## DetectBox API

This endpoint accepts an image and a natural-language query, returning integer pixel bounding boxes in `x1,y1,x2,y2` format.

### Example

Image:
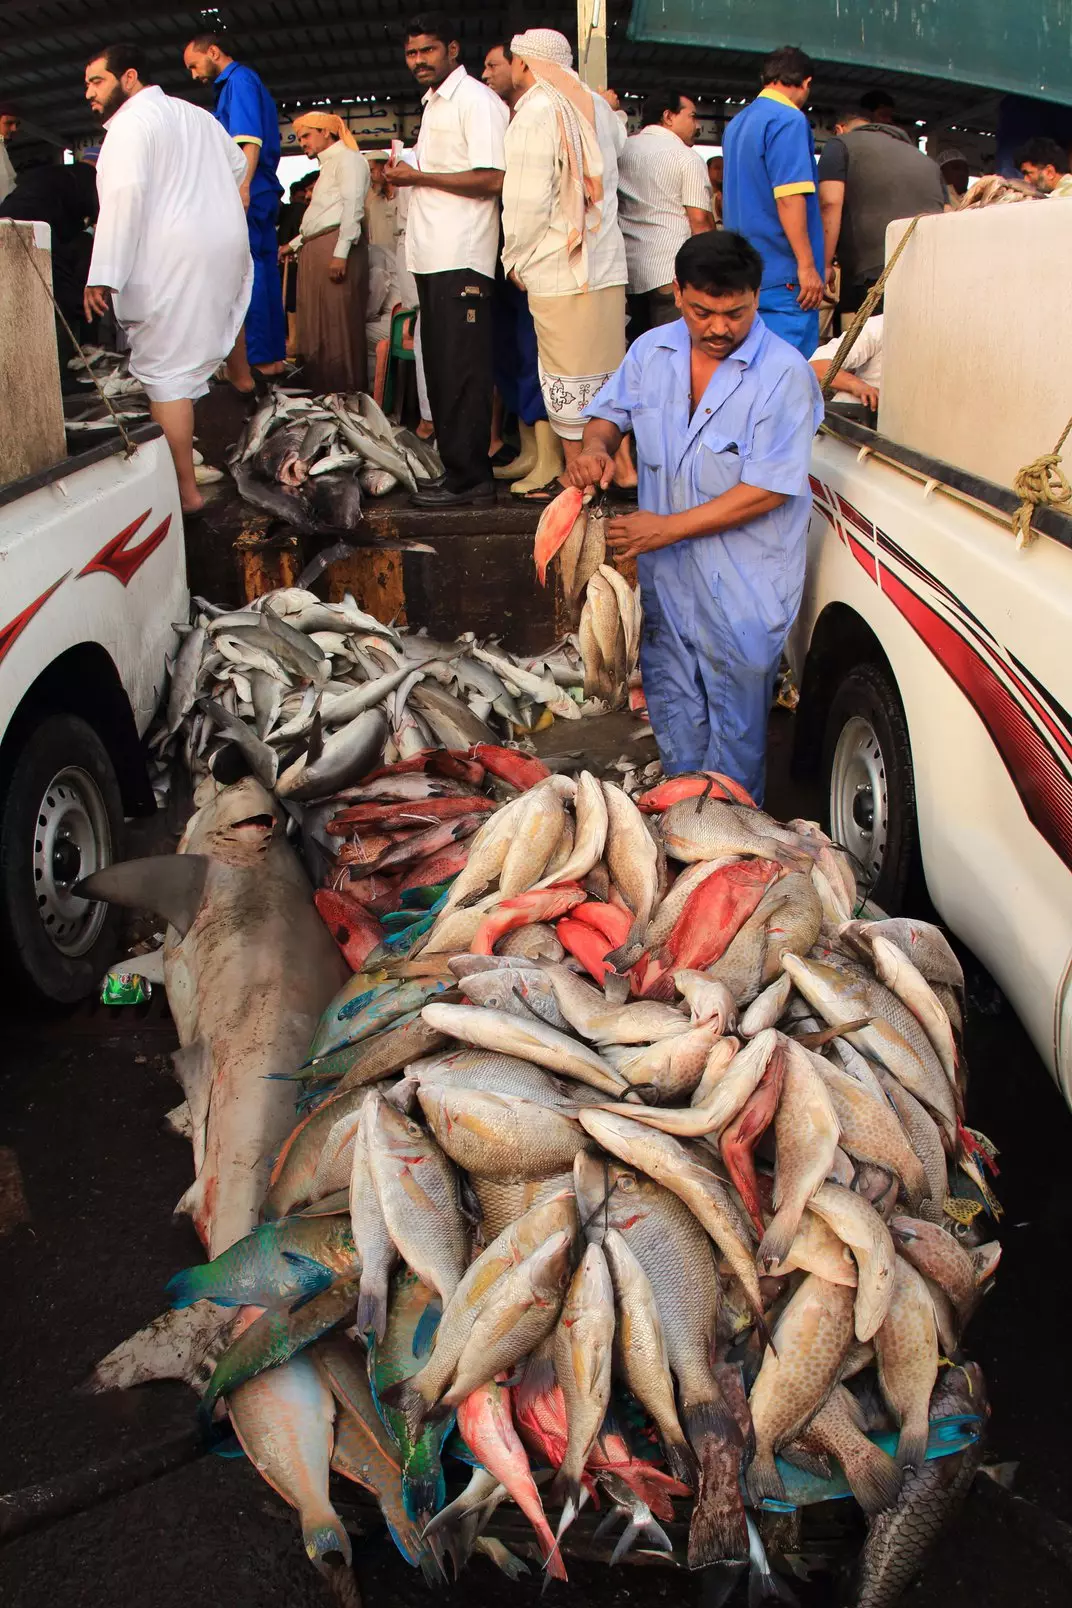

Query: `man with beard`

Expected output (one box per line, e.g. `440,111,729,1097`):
565,230,822,805
83,43,252,512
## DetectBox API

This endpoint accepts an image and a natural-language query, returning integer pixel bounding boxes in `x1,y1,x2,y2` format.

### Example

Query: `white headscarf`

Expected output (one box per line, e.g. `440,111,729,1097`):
510,28,604,289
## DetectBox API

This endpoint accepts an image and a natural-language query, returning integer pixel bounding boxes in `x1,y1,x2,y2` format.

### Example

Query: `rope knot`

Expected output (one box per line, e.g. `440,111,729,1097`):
1011,431,1072,549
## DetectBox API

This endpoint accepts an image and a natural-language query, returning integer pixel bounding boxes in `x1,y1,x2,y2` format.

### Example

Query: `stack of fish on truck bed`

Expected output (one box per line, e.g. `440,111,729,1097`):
82,739,1000,1608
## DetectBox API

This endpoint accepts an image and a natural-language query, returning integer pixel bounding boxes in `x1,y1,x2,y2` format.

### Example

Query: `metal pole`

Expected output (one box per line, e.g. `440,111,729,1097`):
577,0,608,91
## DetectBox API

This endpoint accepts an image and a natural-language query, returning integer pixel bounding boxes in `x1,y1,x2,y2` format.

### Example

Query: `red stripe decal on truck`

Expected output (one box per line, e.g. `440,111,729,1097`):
881,565,1072,872
77,511,172,588
0,574,71,667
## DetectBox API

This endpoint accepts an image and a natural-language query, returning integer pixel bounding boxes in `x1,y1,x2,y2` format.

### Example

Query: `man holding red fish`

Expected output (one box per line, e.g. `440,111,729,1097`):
565,230,823,804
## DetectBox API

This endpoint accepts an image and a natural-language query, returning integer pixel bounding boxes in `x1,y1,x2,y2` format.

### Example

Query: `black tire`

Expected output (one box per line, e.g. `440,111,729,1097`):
820,661,917,913
0,715,125,1005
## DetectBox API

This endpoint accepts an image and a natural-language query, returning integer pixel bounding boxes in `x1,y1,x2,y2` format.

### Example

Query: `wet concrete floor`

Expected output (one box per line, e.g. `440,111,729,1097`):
1,714,1070,1607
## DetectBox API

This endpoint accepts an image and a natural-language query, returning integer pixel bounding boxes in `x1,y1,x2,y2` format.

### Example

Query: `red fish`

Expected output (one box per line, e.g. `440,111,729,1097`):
533,485,583,585
555,916,614,983
393,841,474,896
636,772,757,813
314,889,384,972
666,859,781,970
718,1041,787,1235
514,1377,689,1521
470,883,586,955
326,796,494,833
570,901,633,946
359,814,486,875
468,745,551,791
341,871,399,907
457,1384,567,1580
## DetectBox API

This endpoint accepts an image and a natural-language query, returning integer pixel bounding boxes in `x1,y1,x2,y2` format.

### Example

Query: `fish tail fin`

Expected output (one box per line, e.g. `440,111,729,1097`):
663,1435,701,1489
744,1446,786,1507
378,1375,431,1440
402,1469,445,1525
756,1209,799,1272
683,1398,749,1566
746,1516,799,1608
846,1442,904,1515
302,1509,353,1570
895,1417,930,1471
355,1273,389,1344
550,1480,581,1555
83,1304,236,1396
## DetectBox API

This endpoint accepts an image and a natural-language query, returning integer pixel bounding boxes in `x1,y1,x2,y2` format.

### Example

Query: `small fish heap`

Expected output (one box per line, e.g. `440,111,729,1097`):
228,387,446,531
64,347,152,433
156,585,601,816
534,487,644,712
154,763,1000,1605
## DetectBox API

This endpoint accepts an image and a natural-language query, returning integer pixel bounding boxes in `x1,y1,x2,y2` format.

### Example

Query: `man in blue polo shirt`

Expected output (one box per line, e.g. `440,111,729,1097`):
722,45,825,357
184,31,286,384
566,231,823,805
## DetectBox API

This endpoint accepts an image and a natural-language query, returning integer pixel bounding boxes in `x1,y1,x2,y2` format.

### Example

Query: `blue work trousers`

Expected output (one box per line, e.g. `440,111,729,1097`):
757,284,819,359
492,279,546,425
638,537,795,805
245,196,287,368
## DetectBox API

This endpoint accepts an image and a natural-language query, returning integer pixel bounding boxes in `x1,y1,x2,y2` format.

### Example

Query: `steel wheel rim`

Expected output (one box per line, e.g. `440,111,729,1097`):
830,715,888,884
32,766,112,956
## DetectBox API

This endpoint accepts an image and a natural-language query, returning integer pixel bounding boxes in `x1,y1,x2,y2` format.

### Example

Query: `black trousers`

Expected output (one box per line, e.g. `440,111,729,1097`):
415,268,495,492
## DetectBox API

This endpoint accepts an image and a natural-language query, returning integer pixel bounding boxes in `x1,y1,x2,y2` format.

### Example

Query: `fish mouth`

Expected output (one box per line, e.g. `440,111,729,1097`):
232,813,276,833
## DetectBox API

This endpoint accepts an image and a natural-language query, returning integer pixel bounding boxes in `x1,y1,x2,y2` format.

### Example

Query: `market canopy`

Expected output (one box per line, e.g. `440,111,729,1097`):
629,0,1072,107
0,0,1039,146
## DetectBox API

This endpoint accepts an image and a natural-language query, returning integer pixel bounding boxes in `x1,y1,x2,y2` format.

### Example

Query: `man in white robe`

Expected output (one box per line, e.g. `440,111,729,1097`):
84,45,253,512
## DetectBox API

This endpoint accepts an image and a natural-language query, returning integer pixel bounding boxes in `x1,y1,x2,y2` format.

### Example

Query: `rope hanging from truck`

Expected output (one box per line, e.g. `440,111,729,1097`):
9,220,137,457
818,213,921,400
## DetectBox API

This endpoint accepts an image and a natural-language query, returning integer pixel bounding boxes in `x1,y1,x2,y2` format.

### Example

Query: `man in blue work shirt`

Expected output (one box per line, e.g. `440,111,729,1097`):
184,31,286,386
567,231,823,805
722,46,825,357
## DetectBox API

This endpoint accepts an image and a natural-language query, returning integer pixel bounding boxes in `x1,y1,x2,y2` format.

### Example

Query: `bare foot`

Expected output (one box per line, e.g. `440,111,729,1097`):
489,438,504,457
416,421,435,441
254,362,287,377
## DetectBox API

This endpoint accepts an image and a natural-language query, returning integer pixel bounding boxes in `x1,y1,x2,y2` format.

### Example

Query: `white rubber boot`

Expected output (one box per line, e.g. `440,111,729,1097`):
510,421,566,496
493,420,539,481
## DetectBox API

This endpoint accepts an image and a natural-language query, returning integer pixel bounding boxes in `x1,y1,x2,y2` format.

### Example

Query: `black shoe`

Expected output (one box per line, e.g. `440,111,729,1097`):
411,480,495,508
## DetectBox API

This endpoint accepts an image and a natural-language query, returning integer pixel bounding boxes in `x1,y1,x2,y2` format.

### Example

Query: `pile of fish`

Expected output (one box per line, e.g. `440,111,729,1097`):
158,585,605,814
64,347,152,433
535,487,643,711
80,759,1001,1607
228,386,445,531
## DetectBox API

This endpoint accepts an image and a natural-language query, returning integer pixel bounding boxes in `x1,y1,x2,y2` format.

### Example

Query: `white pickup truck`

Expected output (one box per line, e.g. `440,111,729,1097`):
789,203,1072,1106
0,424,187,1002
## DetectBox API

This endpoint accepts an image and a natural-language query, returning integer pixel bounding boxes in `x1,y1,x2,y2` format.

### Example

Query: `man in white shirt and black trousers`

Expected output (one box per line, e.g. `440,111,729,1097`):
385,12,508,506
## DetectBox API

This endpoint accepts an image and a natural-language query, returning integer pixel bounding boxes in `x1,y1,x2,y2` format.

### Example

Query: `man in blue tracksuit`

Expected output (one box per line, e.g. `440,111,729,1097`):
567,230,822,805
184,32,286,383
721,45,825,357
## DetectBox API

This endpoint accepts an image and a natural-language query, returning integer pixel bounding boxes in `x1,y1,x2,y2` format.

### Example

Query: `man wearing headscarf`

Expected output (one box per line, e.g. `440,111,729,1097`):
280,113,371,393
501,29,627,488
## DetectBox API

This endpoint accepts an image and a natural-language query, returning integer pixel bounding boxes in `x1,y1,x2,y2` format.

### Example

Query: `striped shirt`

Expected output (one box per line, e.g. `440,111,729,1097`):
617,125,712,294
501,86,626,298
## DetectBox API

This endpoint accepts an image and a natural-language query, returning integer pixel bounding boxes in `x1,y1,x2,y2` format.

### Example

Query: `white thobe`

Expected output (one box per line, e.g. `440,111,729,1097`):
0,139,16,204
89,86,253,402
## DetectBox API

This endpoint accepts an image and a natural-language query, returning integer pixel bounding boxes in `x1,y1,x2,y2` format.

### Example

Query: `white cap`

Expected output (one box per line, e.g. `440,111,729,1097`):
510,28,573,68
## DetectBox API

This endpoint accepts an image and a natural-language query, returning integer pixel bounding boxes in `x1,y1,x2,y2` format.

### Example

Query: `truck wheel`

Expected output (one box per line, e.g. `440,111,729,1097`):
0,715,124,1005
821,662,917,912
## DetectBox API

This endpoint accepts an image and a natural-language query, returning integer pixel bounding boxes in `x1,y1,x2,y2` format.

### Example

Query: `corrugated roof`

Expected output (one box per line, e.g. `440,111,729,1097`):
1,0,1004,143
